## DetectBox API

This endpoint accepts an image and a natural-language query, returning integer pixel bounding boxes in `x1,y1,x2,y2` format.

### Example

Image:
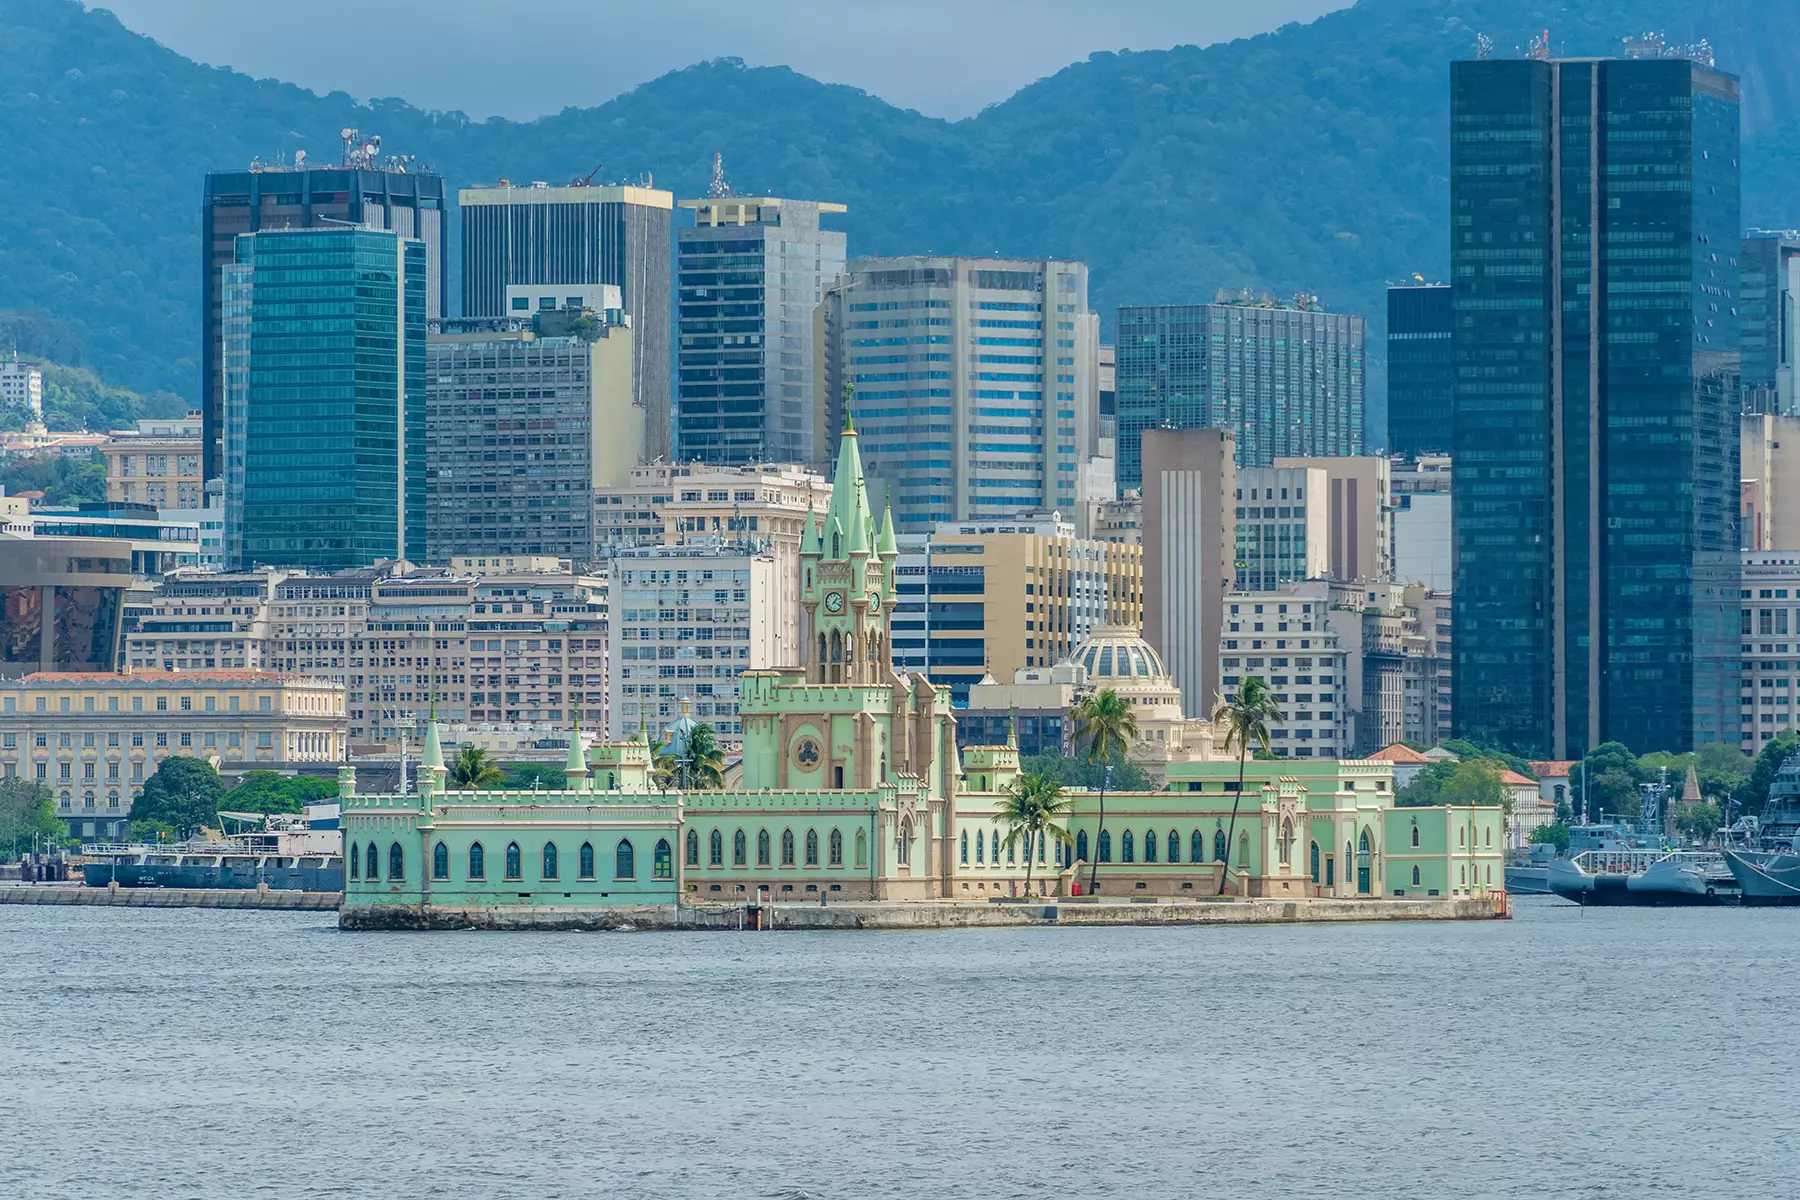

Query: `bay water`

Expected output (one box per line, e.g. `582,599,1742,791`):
2,897,1794,1198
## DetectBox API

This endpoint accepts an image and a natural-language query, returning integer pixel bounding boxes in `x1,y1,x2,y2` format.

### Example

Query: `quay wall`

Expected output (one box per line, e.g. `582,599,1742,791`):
0,884,340,911
341,893,1510,931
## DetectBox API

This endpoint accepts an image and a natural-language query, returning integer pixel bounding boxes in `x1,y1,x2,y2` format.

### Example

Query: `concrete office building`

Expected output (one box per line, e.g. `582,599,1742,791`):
1234,465,1328,592
201,148,446,483
1741,551,1800,751
1141,428,1236,718
102,413,202,510
1391,455,1453,590
1219,582,1349,758
1386,283,1453,457
1742,414,1800,552
918,513,1142,705
0,537,133,678
606,543,786,748
459,182,674,461
1276,456,1391,584
819,257,1107,537
1115,293,1365,487
1741,231,1800,416
425,306,636,564
124,562,607,749
677,191,846,468
223,227,427,572
1452,50,1740,755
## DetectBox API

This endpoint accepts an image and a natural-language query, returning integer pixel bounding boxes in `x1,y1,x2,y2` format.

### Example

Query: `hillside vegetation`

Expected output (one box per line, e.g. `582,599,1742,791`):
2,0,1798,432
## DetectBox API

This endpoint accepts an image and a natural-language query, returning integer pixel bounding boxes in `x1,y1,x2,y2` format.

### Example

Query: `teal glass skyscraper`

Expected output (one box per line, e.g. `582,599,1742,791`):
1451,51,1740,758
224,228,427,571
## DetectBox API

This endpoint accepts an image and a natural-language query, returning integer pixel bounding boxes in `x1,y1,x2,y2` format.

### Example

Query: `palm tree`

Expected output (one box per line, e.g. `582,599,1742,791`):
1210,676,1283,895
992,771,1074,897
448,745,505,790
679,723,726,789
1071,688,1139,896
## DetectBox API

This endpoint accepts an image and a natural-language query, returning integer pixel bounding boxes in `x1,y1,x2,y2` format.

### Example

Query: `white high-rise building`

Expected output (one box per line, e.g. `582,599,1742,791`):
820,256,1108,538
1,352,44,421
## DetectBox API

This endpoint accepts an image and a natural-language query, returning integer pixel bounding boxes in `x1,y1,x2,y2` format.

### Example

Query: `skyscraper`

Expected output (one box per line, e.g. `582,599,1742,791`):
201,145,444,484
1451,51,1740,756
1114,294,1365,488
224,228,426,571
424,300,637,564
676,192,846,467
1141,427,1236,718
459,182,674,460
818,256,1107,536
1740,231,1800,416
1386,283,1453,456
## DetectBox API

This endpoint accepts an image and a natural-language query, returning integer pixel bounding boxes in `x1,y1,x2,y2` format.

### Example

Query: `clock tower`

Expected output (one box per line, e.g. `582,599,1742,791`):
800,410,898,685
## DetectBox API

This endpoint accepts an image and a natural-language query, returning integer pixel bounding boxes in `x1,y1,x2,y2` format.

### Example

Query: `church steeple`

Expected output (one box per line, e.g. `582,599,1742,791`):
801,403,896,686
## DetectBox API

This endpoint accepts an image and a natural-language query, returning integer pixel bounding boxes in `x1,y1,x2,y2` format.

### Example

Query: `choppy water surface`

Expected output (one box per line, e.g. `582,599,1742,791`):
2,898,1796,1198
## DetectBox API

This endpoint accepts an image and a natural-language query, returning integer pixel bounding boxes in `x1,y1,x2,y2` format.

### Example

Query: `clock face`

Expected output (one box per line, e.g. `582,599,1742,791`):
867,592,881,613
825,591,845,614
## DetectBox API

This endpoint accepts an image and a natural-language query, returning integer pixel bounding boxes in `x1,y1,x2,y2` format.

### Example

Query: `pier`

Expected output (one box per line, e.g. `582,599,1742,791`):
0,884,340,911
340,892,1511,931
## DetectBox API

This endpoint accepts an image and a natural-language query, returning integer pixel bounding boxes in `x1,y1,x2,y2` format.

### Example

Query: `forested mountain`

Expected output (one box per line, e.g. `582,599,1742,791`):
2,0,1798,413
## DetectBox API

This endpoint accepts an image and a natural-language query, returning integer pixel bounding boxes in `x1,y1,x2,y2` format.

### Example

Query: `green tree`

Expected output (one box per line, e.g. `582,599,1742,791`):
1070,688,1139,895
219,770,336,815
1746,731,1799,814
677,723,726,789
1440,737,1535,780
1211,676,1282,895
448,745,505,790
1440,759,1507,810
1019,751,1152,793
129,756,224,838
991,772,1074,897
502,764,568,791
1397,759,1458,807
1670,802,1723,843
1694,743,1752,808
1528,823,1571,854
0,778,67,861
1589,768,1640,821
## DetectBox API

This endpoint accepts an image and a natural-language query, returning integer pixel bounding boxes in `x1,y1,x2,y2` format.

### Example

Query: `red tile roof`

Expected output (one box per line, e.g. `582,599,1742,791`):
1499,769,1539,787
1529,760,1577,777
1367,743,1431,764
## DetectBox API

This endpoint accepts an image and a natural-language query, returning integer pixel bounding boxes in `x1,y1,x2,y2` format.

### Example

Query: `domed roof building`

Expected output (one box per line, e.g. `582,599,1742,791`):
967,624,1227,779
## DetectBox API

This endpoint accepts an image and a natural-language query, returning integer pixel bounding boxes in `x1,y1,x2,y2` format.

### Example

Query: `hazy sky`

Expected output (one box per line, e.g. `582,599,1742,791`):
92,0,1346,121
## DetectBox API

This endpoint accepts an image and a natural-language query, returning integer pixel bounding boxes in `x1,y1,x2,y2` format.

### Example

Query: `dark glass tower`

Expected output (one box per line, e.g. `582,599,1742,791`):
201,162,444,484
225,228,427,571
459,184,673,460
1451,54,1740,757
1114,298,1364,487
1386,283,1453,456
675,196,846,467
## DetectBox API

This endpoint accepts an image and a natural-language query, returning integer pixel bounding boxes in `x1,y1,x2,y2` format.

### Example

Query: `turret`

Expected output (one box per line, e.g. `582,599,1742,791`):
565,727,590,793
419,719,447,797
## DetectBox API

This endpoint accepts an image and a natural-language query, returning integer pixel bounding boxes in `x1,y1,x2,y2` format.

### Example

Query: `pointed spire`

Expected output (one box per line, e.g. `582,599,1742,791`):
826,397,873,561
1006,708,1017,749
878,487,897,556
420,719,443,771
1681,763,1701,804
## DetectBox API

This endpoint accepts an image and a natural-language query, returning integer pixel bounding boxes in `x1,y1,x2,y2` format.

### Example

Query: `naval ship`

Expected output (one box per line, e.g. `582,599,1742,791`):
81,809,343,892
1722,752,1800,905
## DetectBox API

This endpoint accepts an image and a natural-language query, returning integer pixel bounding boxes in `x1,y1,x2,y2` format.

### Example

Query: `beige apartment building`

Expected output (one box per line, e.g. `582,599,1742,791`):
0,669,347,841
124,561,607,750
924,513,1143,703
101,413,203,509
1273,455,1391,583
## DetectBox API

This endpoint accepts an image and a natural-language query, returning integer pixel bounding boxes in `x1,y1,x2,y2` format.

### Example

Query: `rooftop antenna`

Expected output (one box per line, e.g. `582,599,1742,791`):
707,152,733,199
1476,33,1493,59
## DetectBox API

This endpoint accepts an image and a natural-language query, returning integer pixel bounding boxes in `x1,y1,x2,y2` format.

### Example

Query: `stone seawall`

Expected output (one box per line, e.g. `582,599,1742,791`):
341,893,1511,931
0,885,341,911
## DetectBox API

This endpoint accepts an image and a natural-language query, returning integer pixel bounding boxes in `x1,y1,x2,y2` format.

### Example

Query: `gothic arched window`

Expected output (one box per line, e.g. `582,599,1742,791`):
387,842,404,881
733,829,747,866
828,828,843,867
1076,830,1090,863
960,830,969,864
757,829,771,866
542,842,559,880
615,839,636,879
805,829,820,867
685,828,700,866
1191,830,1205,864
505,842,522,880
349,842,360,880
652,839,672,879
1143,829,1157,863
469,842,486,880
432,842,449,881
1098,830,1112,863
709,829,724,866
1168,830,1180,863
579,842,595,880
1213,830,1227,862
781,829,796,866
1121,830,1135,863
